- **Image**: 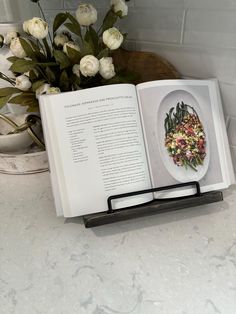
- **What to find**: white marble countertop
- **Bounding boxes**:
[0,172,236,314]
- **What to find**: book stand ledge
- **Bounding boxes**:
[83,182,223,228]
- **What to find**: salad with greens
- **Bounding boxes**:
[164,102,206,172]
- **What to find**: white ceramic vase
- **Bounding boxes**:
[0,114,41,154]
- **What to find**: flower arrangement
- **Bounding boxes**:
[0,0,131,112]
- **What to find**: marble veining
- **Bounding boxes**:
[0,172,235,314]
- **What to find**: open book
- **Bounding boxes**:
[39,79,235,217]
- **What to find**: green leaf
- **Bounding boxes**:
[0,95,11,109]
[53,50,71,69]
[102,9,118,32]
[0,87,21,97]
[53,13,68,34]
[66,46,81,64]
[45,67,56,83]
[19,38,36,60]
[27,39,46,61]
[7,56,19,63]
[42,38,51,59]
[64,23,81,38]
[27,105,39,112]
[0,35,4,48]
[29,69,38,81]
[70,73,81,87]
[65,12,82,38]
[32,80,45,92]
[59,70,70,91]
[85,26,99,55]
[97,48,109,59]
[37,62,58,67]
[9,93,37,107]
[10,59,36,73]
[81,40,94,56]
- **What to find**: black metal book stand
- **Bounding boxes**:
[83,181,223,228]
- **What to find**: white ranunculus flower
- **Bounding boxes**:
[15,75,32,91]
[80,55,99,77]
[54,33,70,47]
[76,4,97,26]
[99,57,116,80]
[46,87,61,95]
[35,83,51,99]
[63,41,80,56]
[23,20,30,33]
[102,27,123,50]
[27,17,48,40]
[10,37,26,58]
[72,64,80,78]
[111,0,128,17]
[4,31,19,45]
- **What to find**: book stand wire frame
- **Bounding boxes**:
[83,181,223,228]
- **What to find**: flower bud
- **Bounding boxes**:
[63,41,80,56]
[27,17,49,40]
[111,0,128,17]
[4,31,19,45]
[46,87,61,95]
[76,4,97,26]
[36,83,51,99]
[54,33,70,47]
[23,20,30,33]
[10,37,27,58]
[102,27,123,50]
[15,75,32,91]
[80,55,99,77]
[72,64,80,78]
[99,57,116,80]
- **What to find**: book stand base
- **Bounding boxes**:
[83,182,223,228]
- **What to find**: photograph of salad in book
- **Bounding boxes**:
[39,79,235,217]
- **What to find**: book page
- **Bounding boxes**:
[40,84,152,217]
[40,101,64,216]
[136,79,232,198]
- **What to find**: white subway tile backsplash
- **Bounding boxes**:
[0,0,40,23]
[64,0,109,10]
[64,0,134,10]
[122,8,183,43]
[44,10,65,27]
[184,0,236,10]
[228,117,236,146]
[219,83,236,118]
[230,145,236,172]
[134,42,236,84]
[135,0,184,9]
[37,0,236,145]
[184,9,236,48]
[40,0,64,10]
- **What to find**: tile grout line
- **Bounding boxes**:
[180,9,187,45]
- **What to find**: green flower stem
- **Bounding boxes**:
[37,1,53,46]
[36,39,46,56]
[36,66,48,81]
[0,72,15,86]
[96,24,103,36]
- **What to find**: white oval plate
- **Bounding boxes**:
[157,89,210,183]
